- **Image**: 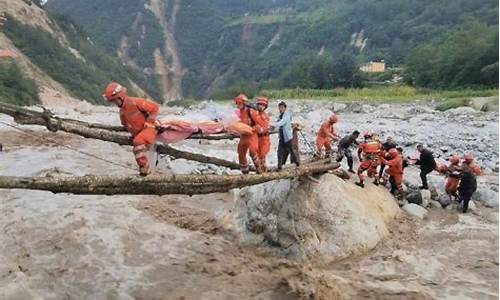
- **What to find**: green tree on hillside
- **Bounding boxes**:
[406,22,499,88]
[0,61,39,105]
[281,53,362,89]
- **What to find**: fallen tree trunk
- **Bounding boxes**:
[0,102,276,140]
[0,102,317,172]
[0,162,339,195]
[156,144,242,170]
[0,102,244,169]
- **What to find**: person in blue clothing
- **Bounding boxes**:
[271,101,300,170]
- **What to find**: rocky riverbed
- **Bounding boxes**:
[0,99,498,299]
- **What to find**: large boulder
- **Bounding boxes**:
[406,191,423,205]
[223,174,400,263]
[472,184,499,208]
[403,168,422,189]
[420,189,431,207]
[402,203,428,219]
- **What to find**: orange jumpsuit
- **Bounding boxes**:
[381,153,404,195]
[445,164,461,199]
[254,111,271,171]
[119,96,159,175]
[238,107,262,174]
[316,121,336,156]
[357,141,381,181]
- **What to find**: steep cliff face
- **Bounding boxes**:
[0,0,77,104]
[147,0,184,102]
[0,0,157,104]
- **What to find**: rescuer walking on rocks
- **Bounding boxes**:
[234,94,263,174]
[336,130,360,173]
[315,114,339,158]
[103,82,159,176]
[355,131,382,188]
[254,96,271,171]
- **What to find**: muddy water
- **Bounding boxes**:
[0,117,330,300]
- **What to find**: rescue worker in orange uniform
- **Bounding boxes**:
[355,131,382,188]
[380,148,405,201]
[462,154,482,175]
[254,96,271,171]
[103,82,159,176]
[234,94,263,174]
[315,114,338,157]
[443,155,462,202]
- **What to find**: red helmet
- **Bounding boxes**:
[328,114,338,123]
[388,148,399,158]
[257,96,268,107]
[438,164,448,173]
[464,154,474,163]
[449,155,460,165]
[234,94,248,105]
[103,82,127,101]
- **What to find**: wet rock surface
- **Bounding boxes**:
[227,174,399,263]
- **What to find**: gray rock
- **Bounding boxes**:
[348,103,365,113]
[403,168,422,189]
[225,175,400,263]
[168,160,202,174]
[429,186,439,200]
[362,104,375,113]
[472,187,499,208]
[429,200,443,209]
[445,106,478,116]
[468,200,477,211]
[306,110,323,123]
[334,103,347,112]
[402,203,428,219]
[420,189,431,207]
[406,191,422,205]
[438,195,452,208]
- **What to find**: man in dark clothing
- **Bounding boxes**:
[458,165,477,213]
[415,144,437,189]
[379,136,398,179]
[272,101,300,170]
[336,130,360,173]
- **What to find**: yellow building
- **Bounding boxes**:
[360,60,386,73]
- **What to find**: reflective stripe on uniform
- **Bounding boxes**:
[135,152,147,159]
[133,144,147,154]
[127,111,143,119]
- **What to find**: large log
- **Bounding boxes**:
[0,162,340,195]
[0,102,276,139]
[0,102,243,169]
[0,102,313,171]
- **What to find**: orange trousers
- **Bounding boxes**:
[383,168,404,196]
[316,137,332,156]
[445,177,460,196]
[132,127,157,174]
[238,134,260,174]
[358,159,379,181]
[258,135,271,170]
[392,172,404,197]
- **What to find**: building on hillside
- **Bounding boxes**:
[360,60,385,73]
